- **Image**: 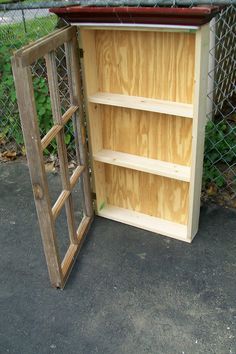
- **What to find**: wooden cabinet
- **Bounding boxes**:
[80,24,210,242]
[12,6,218,287]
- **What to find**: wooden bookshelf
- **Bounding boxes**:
[80,24,210,242]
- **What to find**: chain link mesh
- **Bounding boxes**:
[203,4,236,207]
[0,2,235,206]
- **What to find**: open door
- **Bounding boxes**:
[12,26,94,288]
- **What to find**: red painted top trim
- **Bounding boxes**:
[50,6,220,26]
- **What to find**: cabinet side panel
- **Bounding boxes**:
[95,30,195,103]
[79,29,106,209]
[102,106,192,166]
[105,165,189,225]
[187,24,210,240]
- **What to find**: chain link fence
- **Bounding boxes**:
[204,3,236,207]
[0,1,235,207]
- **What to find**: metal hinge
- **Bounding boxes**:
[79,48,84,58]
[92,192,96,200]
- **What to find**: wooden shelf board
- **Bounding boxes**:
[97,205,189,242]
[93,149,191,182]
[89,92,193,118]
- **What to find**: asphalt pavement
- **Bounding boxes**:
[0,161,236,354]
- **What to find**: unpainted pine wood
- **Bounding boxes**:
[187,24,210,241]
[45,51,77,245]
[102,106,192,166]
[81,28,193,227]
[98,205,189,242]
[89,92,193,118]
[79,29,107,212]
[104,165,189,225]
[94,149,191,182]
[65,35,94,218]
[11,58,62,287]
[94,30,196,103]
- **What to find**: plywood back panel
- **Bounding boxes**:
[104,165,189,225]
[81,28,195,229]
[102,106,192,166]
[95,30,195,103]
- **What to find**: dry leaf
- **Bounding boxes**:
[0,137,6,145]
[44,162,55,173]
[231,199,236,208]
[227,113,236,123]
[207,183,218,196]
[1,151,17,160]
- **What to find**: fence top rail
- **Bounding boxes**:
[0,1,79,11]
[0,0,234,11]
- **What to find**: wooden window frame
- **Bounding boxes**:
[12,26,93,288]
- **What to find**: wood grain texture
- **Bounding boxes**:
[65,36,94,218]
[45,51,77,245]
[98,205,189,242]
[104,165,189,225]
[89,92,193,118]
[41,105,79,151]
[80,29,107,211]
[80,28,195,232]
[14,26,75,67]
[95,30,195,103]
[61,215,92,285]
[52,166,85,221]
[94,149,191,182]
[12,58,62,287]
[12,27,94,288]
[101,106,192,166]
[187,24,210,241]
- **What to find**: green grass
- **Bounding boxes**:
[0,14,57,50]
